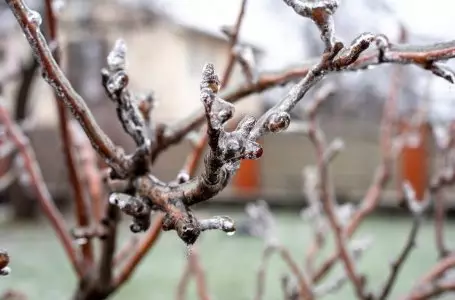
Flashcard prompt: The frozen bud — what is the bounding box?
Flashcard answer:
[106,70,129,95]
[107,39,127,71]
[109,193,149,217]
[267,112,291,133]
[236,116,256,136]
[200,63,220,93]
[242,141,263,159]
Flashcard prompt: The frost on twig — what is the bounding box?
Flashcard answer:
[199,216,236,234]
[283,0,339,51]
[109,193,152,233]
[0,249,10,276]
[101,39,150,150]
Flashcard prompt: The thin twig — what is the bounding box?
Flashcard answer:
[312,60,403,285]
[377,186,425,300]
[0,104,83,277]
[44,0,93,266]
[114,214,164,287]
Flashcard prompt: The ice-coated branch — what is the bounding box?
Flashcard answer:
[283,0,339,50]
[101,39,150,150]
[199,216,236,234]
[5,0,130,177]
[109,193,151,233]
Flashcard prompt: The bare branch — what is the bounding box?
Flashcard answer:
[0,104,83,277]
[101,39,150,150]
[114,214,164,287]
[377,184,427,300]
[6,0,130,177]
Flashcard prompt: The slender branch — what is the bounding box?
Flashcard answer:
[98,204,120,290]
[190,248,210,300]
[415,254,455,288]
[0,104,83,277]
[177,0,249,180]
[70,120,105,222]
[13,54,39,122]
[44,0,93,265]
[312,61,403,284]
[176,260,192,300]
[162,40,455,152]
[279,246,314,300]
[377,184,426,300]
[113,237,139,267]
[220,0,248,88]
[306,89,368,299]
[254,245,275,300]
[114,214,164,287]
[6,0,129,177]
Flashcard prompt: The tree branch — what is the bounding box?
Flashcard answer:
[44,0,93,266]
[377,183,427,300]
[6,0,130,177]
[0,104,83,277]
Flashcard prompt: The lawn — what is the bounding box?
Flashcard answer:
[0,208,454,299]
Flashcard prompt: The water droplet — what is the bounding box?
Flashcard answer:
[75,238,88,245]
[27,9,42,27]
[226,230,236,236]
[185,243,193,258]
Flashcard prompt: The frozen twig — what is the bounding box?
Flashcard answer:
[283,0,339,50]
[101,40,150,151]
[377,183,427,300]
[114,215,164,287]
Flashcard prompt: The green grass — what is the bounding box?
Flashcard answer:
[1,208,454,299]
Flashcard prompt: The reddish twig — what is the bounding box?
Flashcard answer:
[192,252,211,300]
[279,246,314,300]
[377,200,423,300]
[7,0,130,176]
[254,245,275,300]
[312,62,403,285]
[114,214,164,287]
[44,0,93,266]
[0,104,83,277]
[113,237,139,267]
[70,120,105,223]
[176,260,192,300]
[307,94,368,299]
